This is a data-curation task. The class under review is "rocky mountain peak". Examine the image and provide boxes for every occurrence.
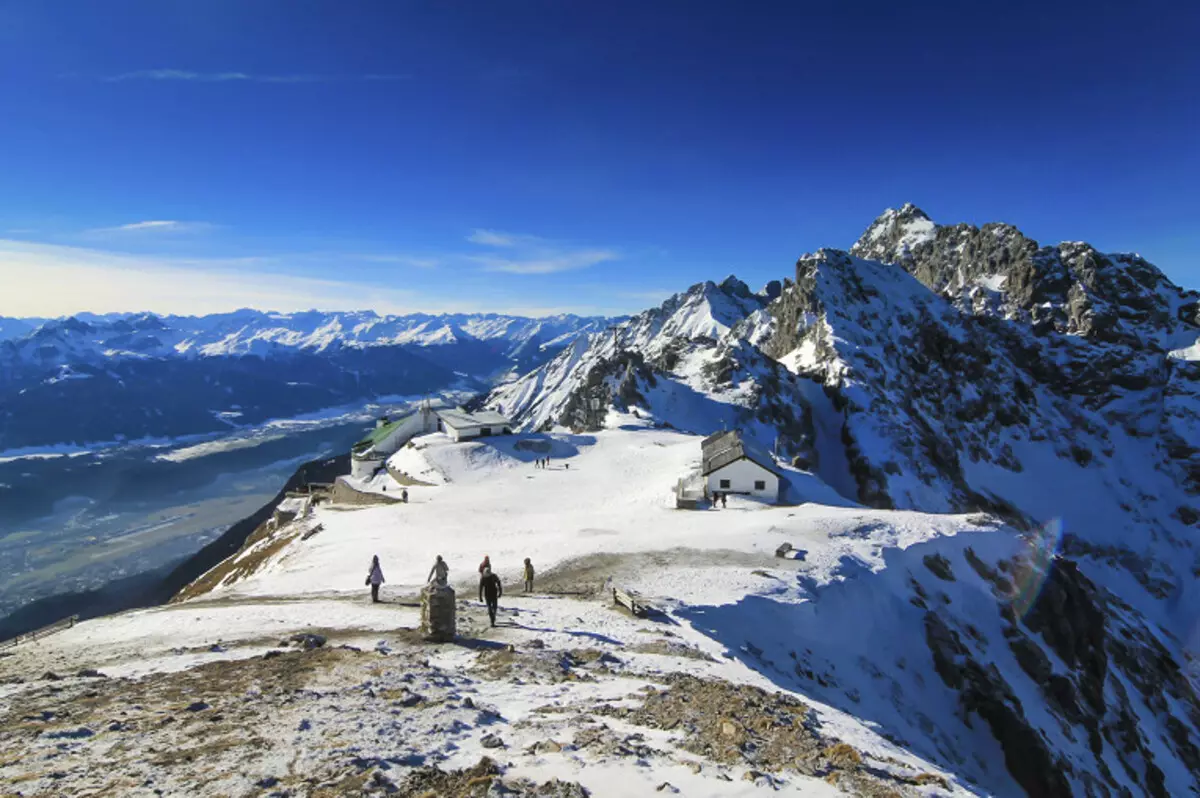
[850,203,937,263]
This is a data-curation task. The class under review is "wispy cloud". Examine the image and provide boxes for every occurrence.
[351,254,441,269]
[0,240,428,317]
[95,70,409,84]
[466,230,618,275]
[466,229,541,248]
[86,220,215,235]
[0,239,628,317]
[472,250,618,275]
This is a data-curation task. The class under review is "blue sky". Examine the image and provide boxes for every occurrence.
[0,0,1197,317]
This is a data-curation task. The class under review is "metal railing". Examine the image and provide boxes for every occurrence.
[0,614,80,651]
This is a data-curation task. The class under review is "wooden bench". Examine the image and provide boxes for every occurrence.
[612,586,653,618]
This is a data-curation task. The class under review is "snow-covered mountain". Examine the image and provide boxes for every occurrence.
[0,310,617,449]
[3,207,1197,796]
[481,206,1200,794]
[0,308,614,364]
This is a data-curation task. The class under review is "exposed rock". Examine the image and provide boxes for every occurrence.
[289,633,327,650]
[421,583,457,642]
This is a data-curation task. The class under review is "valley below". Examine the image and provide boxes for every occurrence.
[0,393,463,627]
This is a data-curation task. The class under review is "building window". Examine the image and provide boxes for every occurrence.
[481,427,492,436]
[755,480,766,490]
[719,479,730,489]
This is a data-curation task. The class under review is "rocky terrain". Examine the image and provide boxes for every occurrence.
[2,205,1198,797]
[0,586,958,797]
[483,206,1200,795]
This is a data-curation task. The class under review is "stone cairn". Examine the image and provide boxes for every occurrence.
[421,582,456,642]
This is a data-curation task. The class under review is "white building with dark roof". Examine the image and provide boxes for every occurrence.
[435,408,514,442]
[701,429,781,501]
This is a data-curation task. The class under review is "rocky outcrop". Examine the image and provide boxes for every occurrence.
[489,204,1200,794]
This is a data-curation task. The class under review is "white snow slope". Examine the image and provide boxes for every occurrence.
[4,418,1030,797]
[3,206,1198,797]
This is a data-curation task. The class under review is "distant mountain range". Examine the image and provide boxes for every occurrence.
[0,309,619,450]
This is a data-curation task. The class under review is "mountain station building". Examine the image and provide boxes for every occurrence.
[700,429,781,502]
[350,402,512,479]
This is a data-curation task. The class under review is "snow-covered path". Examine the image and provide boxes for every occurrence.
[1,417,1008,796]
[213,421,982,609]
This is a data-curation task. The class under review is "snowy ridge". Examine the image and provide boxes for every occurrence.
[0,309,620,450]
[0,308,618,364]
[477,207,1200,794]
[2,207,1198,796]
[485,277,817,473]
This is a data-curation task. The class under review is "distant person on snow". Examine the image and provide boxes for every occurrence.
[366,555,385,603]
[402,488,409,503]
[721,492,727,508]
[428,555,449,585]
[479,566,503,627]
[479,555,491,575]
[523,558,535,593]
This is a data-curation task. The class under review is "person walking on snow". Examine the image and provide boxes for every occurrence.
[366,555,385,603]
[523,558,535,593]
[479,566,503,627]
[478,555,491,575]
[427,555,449,585]
[721,492,727,508]
[402,488,408,503]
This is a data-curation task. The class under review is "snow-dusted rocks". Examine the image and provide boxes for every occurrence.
[474,207,1200,795]
[3,206,1199,796]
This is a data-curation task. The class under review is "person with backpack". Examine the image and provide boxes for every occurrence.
[479,566,503,627]
[366,555,385,603]
[523,558,535,593]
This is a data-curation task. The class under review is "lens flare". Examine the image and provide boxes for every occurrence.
[1009,517,1064,619]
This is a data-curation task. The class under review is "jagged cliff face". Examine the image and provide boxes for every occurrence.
[487,276,818,465]
[486,207,1200,795]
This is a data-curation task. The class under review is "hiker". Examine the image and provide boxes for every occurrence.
[523,558,535,593]
[712,490,721,508]
[479,566,503,627]
[402,488,408,503]
[565,463,569,470]
[427,554,449,585]
[478,555,491,575]
[721,492,727,508]
[366,555,385,603]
